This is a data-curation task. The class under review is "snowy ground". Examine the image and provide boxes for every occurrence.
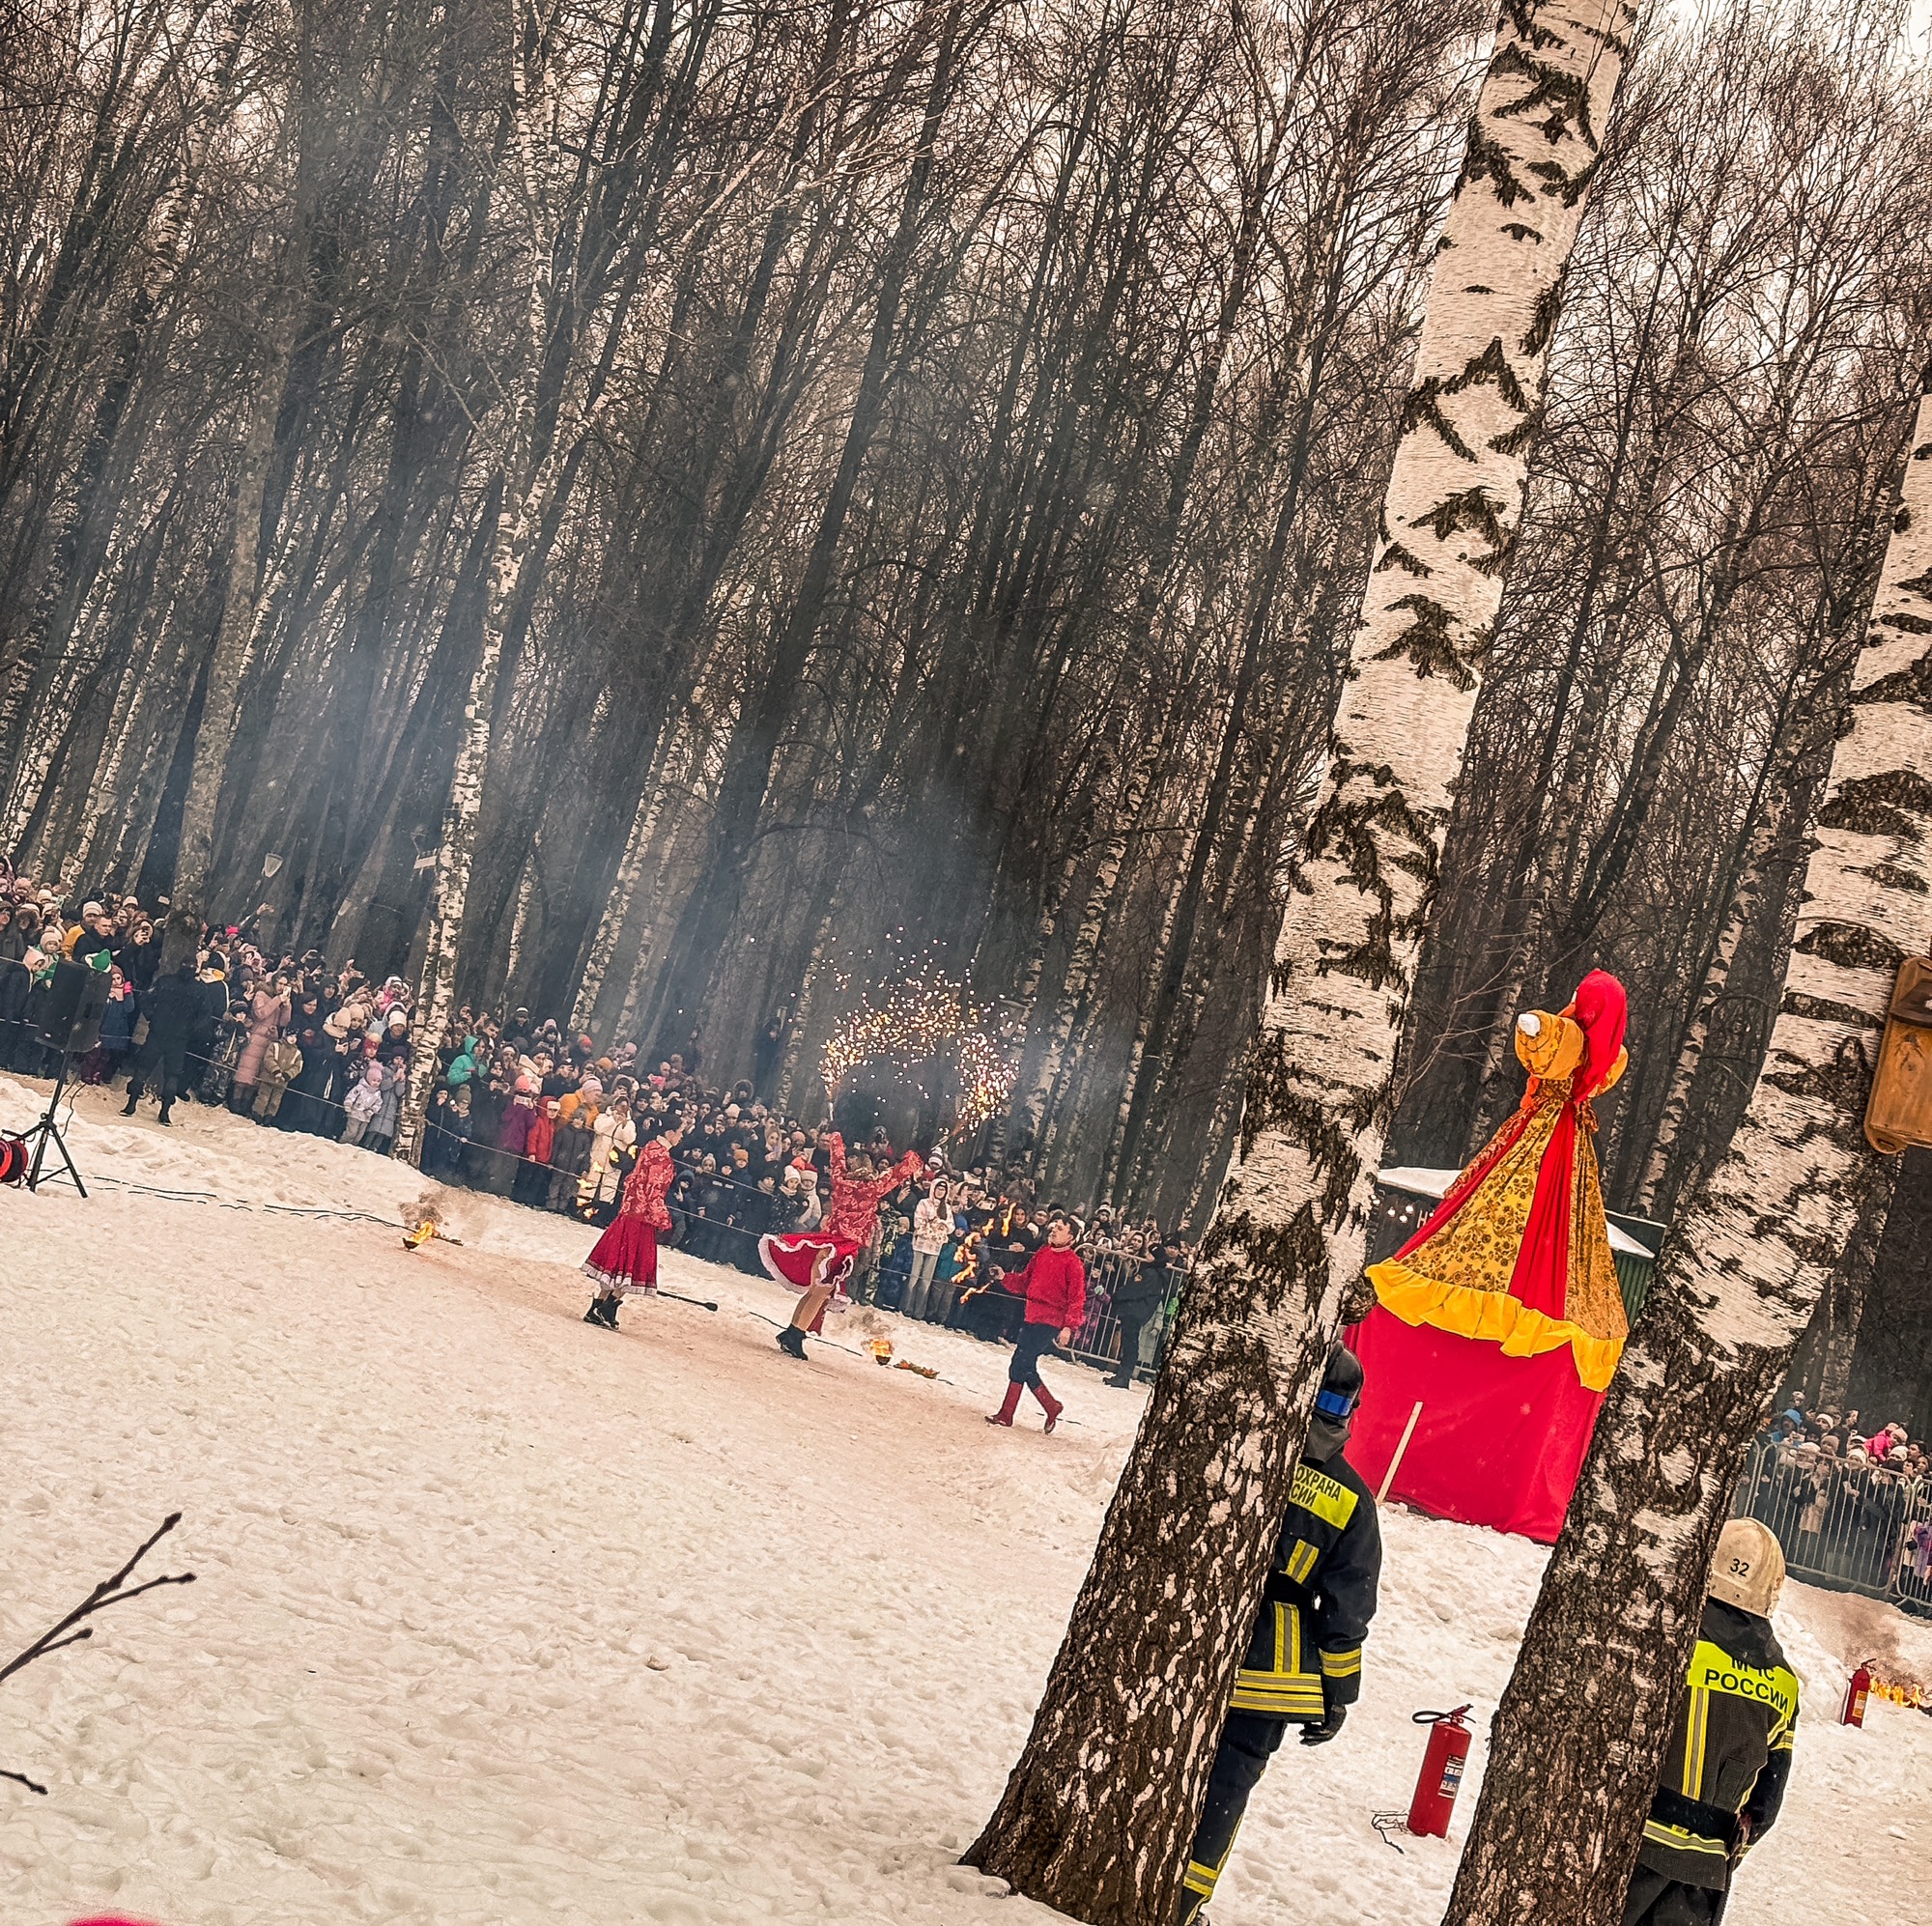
[2,1072,1928,1926]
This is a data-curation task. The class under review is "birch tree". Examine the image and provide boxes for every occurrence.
[962,8,1634,1920]
[1443,382,1932,1926]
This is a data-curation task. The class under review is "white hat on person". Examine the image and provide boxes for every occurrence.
[1708,1517,1785,1618]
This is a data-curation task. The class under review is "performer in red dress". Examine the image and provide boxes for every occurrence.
[762,1130,923,1358]
[582,1118,685,1331]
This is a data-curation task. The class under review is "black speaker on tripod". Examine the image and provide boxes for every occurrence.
[21,957,113,1195]
[37,957,113,1058]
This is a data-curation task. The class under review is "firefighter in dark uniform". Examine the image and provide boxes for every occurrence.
[1625,1517,1799,1926]
[1176,1347,1381,1924]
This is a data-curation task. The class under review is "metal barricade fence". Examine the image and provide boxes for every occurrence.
[1067,1248,1184,1380]
[1731,1437,1932,1613]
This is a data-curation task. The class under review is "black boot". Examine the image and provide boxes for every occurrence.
[121,1092,138,1116]
[776,1325,807,1359]
[584,1296,617,1330]
[156,1104,172,1127]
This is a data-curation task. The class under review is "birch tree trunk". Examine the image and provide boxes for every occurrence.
[1632,710,1824,1217]
[1443,385,1932,1926]
[159,334,290,970]
[396,1,556,1162]
[963,11,1633,1921]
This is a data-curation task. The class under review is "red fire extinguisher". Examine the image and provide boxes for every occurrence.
[1407,1706,1474,1838]
[1843,1661,1872,1728]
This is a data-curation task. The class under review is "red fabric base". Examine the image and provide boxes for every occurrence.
[1345,1306,1605,1544]
[582,1216,660,1296]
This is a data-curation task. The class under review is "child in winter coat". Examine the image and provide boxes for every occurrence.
[514,1095,557,1207]
[85,967,138,1084]
[364,1058,404,1157]
[547,1106,595,1210]
[252,1032,303,1120]
[340,1061,384,1147]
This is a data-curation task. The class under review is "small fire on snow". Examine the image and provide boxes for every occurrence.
[402,1191,458,1251]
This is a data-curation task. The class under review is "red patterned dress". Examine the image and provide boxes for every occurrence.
[582,1138,675,1298]
[758,1132,923,1317]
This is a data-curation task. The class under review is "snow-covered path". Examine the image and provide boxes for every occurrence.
[2,1074,1927,1926]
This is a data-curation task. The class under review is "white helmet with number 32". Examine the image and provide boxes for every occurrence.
[1709,1517,1786,1618]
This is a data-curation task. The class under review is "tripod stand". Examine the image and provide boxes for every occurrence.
[22,1054,86,1196]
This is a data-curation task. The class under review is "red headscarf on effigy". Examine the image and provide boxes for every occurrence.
[1570,967,1628,1102]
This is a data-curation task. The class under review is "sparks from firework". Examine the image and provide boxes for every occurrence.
[820,968,1016,1136]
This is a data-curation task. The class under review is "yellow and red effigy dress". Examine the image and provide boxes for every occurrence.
[1347,969,1630,1542]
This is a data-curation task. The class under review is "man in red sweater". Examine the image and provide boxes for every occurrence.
[987,1215,1086,1432]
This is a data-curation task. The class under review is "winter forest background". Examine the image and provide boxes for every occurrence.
[3,0,1928,1407]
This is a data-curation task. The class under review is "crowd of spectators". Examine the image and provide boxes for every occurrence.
[1739,1392,1932,1614]
[0,874,1193,1384]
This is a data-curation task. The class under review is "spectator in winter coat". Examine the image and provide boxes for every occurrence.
[557,1073,603,1125]
[82,967,138,1085]
[341,1062,385,1146]
[122,960,204,1124]
[121,917,158,992]
[0,902,28,1067]
[424,1083,473,1178]
[465,1075,508,1187]
[986,1216,1086,1433]
[275,996,337,1135]
[514,1097,558,1207]
[231,979,292,1112]
[365,1059,404,1158]
[187,960,232,1100]
[903,1177,952,1320]
[489,1082,538,1195]
[252,1031,303,1120]
[1106,1238,1178,1388]
[546,1105,594,1209]
[579,1097,637,1221]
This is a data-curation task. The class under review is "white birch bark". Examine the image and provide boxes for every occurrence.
[605,693,743,1044]
[160,328,291,968]
[1208,0,1633,1330]
[967,11,1634,1921]
[1446,387,1932,1926]
[1011,759,1149,1161]
[397,2,565,1160]
[572,636,736,1035]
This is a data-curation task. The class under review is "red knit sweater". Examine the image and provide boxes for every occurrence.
[1014,1245,1087,1330]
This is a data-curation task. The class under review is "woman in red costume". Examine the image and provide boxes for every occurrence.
[1350,969,1632,1542]
[582,1117,685,1331]
[762,1131,923,1358]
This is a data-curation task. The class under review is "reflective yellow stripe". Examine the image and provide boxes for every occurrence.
[1229,1678,1325,1714]
[1680,1686,1709,1799]
[1321,1646,1361,1679]
[1643,1818,1728,1857]
[1182,1860,1219,1898]
[1231,1599,1323,1714]
[1286,1539,1319,1585]
[1292,1462,1358,1530]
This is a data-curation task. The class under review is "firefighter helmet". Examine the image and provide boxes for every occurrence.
[1709,1517,1785,1618]
[1314,1345,1365,1422]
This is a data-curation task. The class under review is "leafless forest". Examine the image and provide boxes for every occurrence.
[2,0,1927,1313]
